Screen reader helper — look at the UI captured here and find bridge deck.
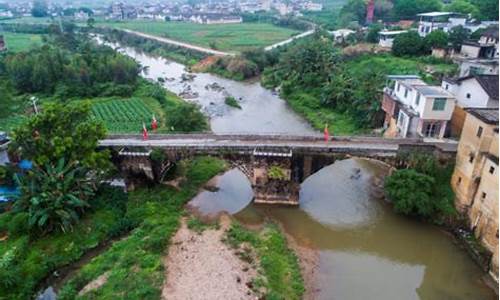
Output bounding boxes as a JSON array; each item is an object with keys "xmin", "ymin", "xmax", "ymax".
[{"xmin": 100, "ymin": 134, "xmax": 457, "ymax": 155}]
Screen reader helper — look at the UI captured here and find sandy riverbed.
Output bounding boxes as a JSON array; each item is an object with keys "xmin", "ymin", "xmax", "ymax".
[{"xmin": 161, "ymin": 216, "xmax": 257, "ymax": 300}]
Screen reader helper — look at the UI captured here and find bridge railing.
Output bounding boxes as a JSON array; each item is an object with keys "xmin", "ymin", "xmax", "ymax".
[{"xmin": 104, "ymin": 133, "xmax": 425, "ymax": 144}]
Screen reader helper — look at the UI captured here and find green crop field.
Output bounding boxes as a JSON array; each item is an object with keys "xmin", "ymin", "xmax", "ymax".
[
  {"xmin": 99, "ymin": 20, "xmax": 300, "ymax": 52},
  {"xmin": 90, "ymin": 97, "xmax": 161, "ymax": 133},
  {"xmin": 2, "ymin": 32, "xmax": 43, "ymax": 52}
]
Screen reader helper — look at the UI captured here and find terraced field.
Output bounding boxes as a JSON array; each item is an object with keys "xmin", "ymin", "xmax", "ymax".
[{"xmin": 91, "ymin": 98, "xmax": 160, "ymax": 133}]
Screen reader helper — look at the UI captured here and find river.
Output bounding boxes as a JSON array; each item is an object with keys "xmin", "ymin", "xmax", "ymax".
[
  {"xmin": 102, "ymin": 39, "xmax": 316, "ymax": 135},
  {"xmin": 189, "ymin": 159, "xmax": 496, "ymax": 300},
  {"xmin": 105, "ymin": 40, "xmax": 495, "ymax": 299}
]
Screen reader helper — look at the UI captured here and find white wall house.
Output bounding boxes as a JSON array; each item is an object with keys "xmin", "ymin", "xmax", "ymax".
[
  {"xmin": 442, "ymin": 74, "xmax": 499, "ymax": 108},
  {"xmin": 417, "ymin": 12, "xmax": 456, "ymax": 37},
  {"xmin": 378, "ymin": 30, "xmax": 407, "ymax": 48},
  {"xmin": 383, "ymin": 75, "xmax": 455, "ymax": 139}
]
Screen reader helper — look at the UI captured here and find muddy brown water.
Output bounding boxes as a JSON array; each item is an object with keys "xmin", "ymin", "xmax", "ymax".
[
  {"xmin": 99, "ymin": 39, "xmax": 495, "ymax": 299},
  {"xmin": 188, "ymin": 158, "xmax": 496, "ymax": 300},
  {"xmin": 98, "ymin": 38, "xmax": 316, "ymax": 135}
]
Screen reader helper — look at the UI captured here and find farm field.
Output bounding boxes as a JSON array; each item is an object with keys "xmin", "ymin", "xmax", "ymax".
[
  {"xmin": 2, "ymin": 32, "xmax": 43, "ymax": 52},
  {"xmin": 90, "ymin": 97, "xmax": 163, "ymax": 133},
  {"xmin": 99, "ymin": 20, "xmax": 300, "ymax": 52}
]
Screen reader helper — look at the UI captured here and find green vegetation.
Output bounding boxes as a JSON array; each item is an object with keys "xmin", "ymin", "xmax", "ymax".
[
  {"xmin": 2, "ymin": 32, "xmax": 44, "ymax": 52},
  {"xmin": 385, "ymin": 153, "xmax": 456, "ymax": 223},
  {"xmin": 99, "ymin": 20, "xmax": 300, "ymax": 52},
  {"xmin": 90, "ymin": 97, "xmax": 159, "ymax": 133},
  {"xmin": 224, "ymin": 96, "xmax": 242, "ymax": 109},
  {"xmin": 186, "ymin": 216, "xmax": 219, "ymax": 234},
  {"xmin": 10, "ymin": 103, "xmax": 111, "ymax": 234},
  {"xmin": 99, "ymin": 27, "xmax": 206, "ymax": 66},
  {"xmin": 0, "ymin": 186, "xmax": 130, "ymax": 299},
  {"xmin": 335, "ymin": 0, "xmax": 497, "ymax": 29},
  {"xmin": 58, "ymin": 157, "xmax": 226, "ymax": 299},
  {"xmin": 262, "ymin": 32, "xmax": 456, "ymax": 133},
  {"xmin": 268, "ymin": 166, "xmax": 288, "ymax": 180},
  {"xmin": 224, "ymin": 222, "xmax": 305, "ymax": 300}
]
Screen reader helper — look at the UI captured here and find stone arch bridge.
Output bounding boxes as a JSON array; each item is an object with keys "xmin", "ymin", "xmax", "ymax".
[{"xmin": 100, "ymin": 134, "xmax": 457, "ymax": 205}]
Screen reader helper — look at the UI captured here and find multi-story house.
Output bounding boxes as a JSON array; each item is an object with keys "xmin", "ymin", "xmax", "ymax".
[
  {"xmin": 417, "ymin": 12, "xmax": 461, "ymax": 37},
  {"xmin": 442, "ymin": 74, "xmax": 498, "ymax": 136},
  {"xmin": 378, "ymin": 30, "xmax": 407, "ymax": 48},
  {"xmin": 417, "ymin": 11, "xmax": 498, "ymax": 38},
  {"xmin": 382, "ymin": 75, "xmax": 456, "ymax": 139},
  {"xmin": 450, "ymin": 108, "xmax": 498, "ymax": 280}
]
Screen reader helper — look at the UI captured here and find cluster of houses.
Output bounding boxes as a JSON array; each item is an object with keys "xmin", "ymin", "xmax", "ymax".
[
  {"xmin": 106, "ymin": 0, "xmax": 321, "ymax": 24},
  {"xmin": 0, "ymin": 0, "xmax": 322, "ymax": 25},
  {"xmin": 380, "ymin": 22, "xmax": 499, "ymax": 280}
]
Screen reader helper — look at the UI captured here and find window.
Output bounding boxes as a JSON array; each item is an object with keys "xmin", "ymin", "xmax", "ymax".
[
  {"xmin": 432, "ymin": 98, "xmax": 446, "ymax": 111},
  {"xmin": 481, "ymin": 192, "xmax": 487, "ymax": 200},
  {"xmin": 396, "ymin": 82, "xmax": 400, "ymax": 92},
  {"xmin": 404, "ymin": 88, "xmax": 408, "ymax": 98},
  {"xmin": 476, "ymin": 126, "xmax": 483, "ymax": 138},
  {"xmin": 489, "ymin": 166, "xmax": 495, "ymax": 174},
  {"xmin": 415, "ymin": 93, "xmax": 420, "ymax": 106},
  {"xmin": 457, "ymin": 177, "xmax": 462, "ymax": 185},
  {"xmin": 466, "ymin": 93, "xmax": 471, "ymax": 99},
  {"xmin": 469, "ymin": 153, "xmax": 475, "ymax": 163},
  {"xmin": 445, "ymin": 84, "xmax": 449, "ymax": 90}
]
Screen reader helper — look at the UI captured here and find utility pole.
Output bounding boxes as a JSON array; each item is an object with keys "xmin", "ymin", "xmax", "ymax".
[{"xmin": 30, "ymin": 96, "xmax": 39, "ymax": 115}]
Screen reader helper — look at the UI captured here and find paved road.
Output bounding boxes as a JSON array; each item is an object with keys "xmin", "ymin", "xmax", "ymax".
[
  {"xmin": 120, "ymin": 29, "xmax": 236, "ymax": 56},
  {"xmin": 264, "ymin": 30, "xmax": 315, "ymax": 51}
]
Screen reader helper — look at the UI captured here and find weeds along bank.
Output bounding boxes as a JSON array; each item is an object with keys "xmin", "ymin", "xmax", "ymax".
[
  {"xmin": 260, "ymin": 31, "xmax": 458, "ymax": 135},
  {"xmin": 0, "ymin": 157, "xmax": 225, "ymax": 299}
]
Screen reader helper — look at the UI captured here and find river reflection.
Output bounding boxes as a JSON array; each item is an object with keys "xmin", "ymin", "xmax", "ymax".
[{"xmin": 189, "ymin": 158, "xmax": 495, "ymax": 300}]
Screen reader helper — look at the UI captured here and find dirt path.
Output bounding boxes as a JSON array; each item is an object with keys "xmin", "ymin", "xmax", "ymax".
[
  {"xmin": 162, "ymin": 216, "xmax": 257, "ymax": 300},
  {"xmin": 118, "ymin": 29, "xmax": 235, "ymax": 57}
]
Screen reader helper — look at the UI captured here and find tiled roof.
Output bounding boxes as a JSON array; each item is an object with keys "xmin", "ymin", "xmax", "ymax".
[
  {"xmin": 475, "ymin": 74, "xmax": 499, "ymax": 100},
  {"xmin": 466, "ymin": 108, "xmax": 499, "ymax": 125}
]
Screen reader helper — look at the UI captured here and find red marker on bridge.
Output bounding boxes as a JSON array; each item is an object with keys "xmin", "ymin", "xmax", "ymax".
[
  {"xmin": 324, "ymin": 124, "xmax": 330, "ymax": 142},
  {"xmin": 142, "ymin": 123, "xmax": 148, "ymax": 140},
  {"xmin": 151, "ymin": 114, "xmax": 158, "ymax": 131}
]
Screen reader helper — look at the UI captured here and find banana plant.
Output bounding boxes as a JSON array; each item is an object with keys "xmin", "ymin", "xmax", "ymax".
[{"xmin": 14, "ymin": 157, "xmax": 97, "ymax": 234}]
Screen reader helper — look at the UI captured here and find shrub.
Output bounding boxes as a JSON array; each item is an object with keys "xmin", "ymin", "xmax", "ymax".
[
  {"xmin": 7, "ymin": 212, "xmax": 29, "ymax": 238},
  {"xmin": 385, "ymin": 169, "xmax": 436, "ymax": 218},
  {"xmin": 392, "ymin": 31, "xmax": 425, "ymax": 56}
]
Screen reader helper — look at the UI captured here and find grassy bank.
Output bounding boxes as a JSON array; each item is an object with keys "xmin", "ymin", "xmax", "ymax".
[
  {"xmin": 285, "ymin": 91, "xmax": 365, "ymax": 135},
  {"xmin": 224, "ymin": 222, "xmax": 305, "ymax": 299},
  {"xmin": 2, "ymin": 32, "xmax": 44, "ymax": 52},
  {"xmin": 57, "ymin": 157, "xmax": 226, "ymax": 299},
  {"xmin": 99, "ymin": 20, "xmax": 299, "ymax": 53},
  {"xmin": 0, "ymin": 187, "xmax": 130, "ymax": 299}
]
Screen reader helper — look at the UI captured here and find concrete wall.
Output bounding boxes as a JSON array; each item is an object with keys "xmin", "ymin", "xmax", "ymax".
[
  {"xmin": 418, "ymin": 96, "xmax": 455, "ymax": 120},
  {"xmin": 444, "ymin": 78, "xmax": 493, "ymax": 108},
  {"xmin": 452, "ymin": 113, "xmax": 498, "ymax": 211}
]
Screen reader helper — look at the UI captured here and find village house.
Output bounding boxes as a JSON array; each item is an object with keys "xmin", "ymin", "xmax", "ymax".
[
  {"xmin": 378, "ymin": 30, "xmax": 407, "ymax": 48},
  {"xmin": 189, "ymin": 13, "xmax": 242, "ymax": 24},
  {"xmin": 382, "ymin": 75, "xmax": 456, "ymax": 139},
  {"xmin": 442, "ymin": 74, "xmax": 498, "ymax": 136},
  {"xmin": 329, "ymin": 29, "xmax": 355, "ymax": 44},
  {"xmin": 417, "ymin": 11, "xmax": 498, "ymax": 38},
  {"xmin": 450, "ymin": 108, "xmax": 498, "ymax": 281},
  {"xmin": 460, "ymin": 26, "xmax": 499, "ymax": 60}
]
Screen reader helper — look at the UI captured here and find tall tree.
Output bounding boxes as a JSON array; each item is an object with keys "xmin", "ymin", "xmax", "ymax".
[
  {"xmin": 10, "ymin": 102, "xmax": 110, "ymax": 169},
  {"xmin": 392, "ymin": 31, "xmax": 425, "ymax": 56},
  {"xmin": 31, "ymin": 0, "xmax": 48, "ymax": 18},
  {"xmin": 393, "ymin": 0, "xmax": 442, "ymax": 19}
]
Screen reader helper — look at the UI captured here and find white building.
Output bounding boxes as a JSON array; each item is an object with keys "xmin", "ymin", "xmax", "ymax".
[
  {"xmin": 442, "ymin": 74, "xmax": 498, "ymax": 108},
  {"xmin": 382, "ymin": 75, "xmax": 456, "ymax": 139},
  {"xmin": 378, "ymin": 30, "xmax": 407, "ymax": 48},
  {"xmin": 417, "ymin": 12, "xmax": 458, "ymax": 37},
  {"xmin": 189, "ymin": 14, "xmax": 242, "ymax": 24},
  {"xmin": 329, "ymin": 29, "xmax": 355, "ymax": 44},
  {"xmin": 302, "ymin": 2, "xmax": 323, "ymax": 11}
]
